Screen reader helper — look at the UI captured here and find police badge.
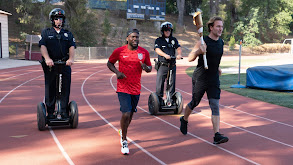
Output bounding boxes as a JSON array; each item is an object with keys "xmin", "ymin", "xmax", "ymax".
[
  {"xmin": 138, "ymin": 53, "xmax": 143, "ymax": 60},
  {"xmin": 171, "ymin": 40, "xmax": 175, "ymax": 45}
]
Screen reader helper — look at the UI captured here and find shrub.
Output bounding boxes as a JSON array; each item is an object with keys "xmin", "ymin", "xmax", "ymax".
[
  {"xmin": 228, "ymin": 36, "xmax": 236, "ymax": 50},
  {"xmin": 250, "ymin": 43, "xmax": 290, "ymax": 54}
]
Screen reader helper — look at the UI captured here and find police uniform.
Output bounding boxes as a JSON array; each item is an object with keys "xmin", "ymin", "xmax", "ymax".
[
  {"xmin": 154, "ymin": 36, "xmax": 181, "ymax": 99},
  {"xmin": 39, "ymin": 27, "xmax": 76, "ymax": 115}
]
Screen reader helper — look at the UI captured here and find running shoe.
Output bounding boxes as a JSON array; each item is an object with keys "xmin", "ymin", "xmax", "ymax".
[
  {"xmin": 213, "ymin": 132, "xmax": 229, "ymax": 144},
  {"xmin": 118, "ymin": 129, "xmax": 123, "ymax": 146},
  {"xmin": 121, "ymin": 140, "xmax": 129, "ymax": 155},
  {"xmin": 180, "ymin": 116, "xmax": 188, "ymax": 135}
]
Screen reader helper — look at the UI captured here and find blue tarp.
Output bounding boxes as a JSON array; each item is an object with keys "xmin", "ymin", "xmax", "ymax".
[{"xmin": 246, "ymin": 64, "xmax": 293, "ymax": 91}]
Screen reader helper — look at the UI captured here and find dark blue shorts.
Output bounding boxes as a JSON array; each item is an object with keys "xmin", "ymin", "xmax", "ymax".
[{"xmin": 117, "ymin": 92, "xmax": 140, "ymax": 113}]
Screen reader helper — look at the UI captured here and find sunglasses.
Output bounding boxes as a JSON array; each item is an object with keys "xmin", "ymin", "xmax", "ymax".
[{"xmin": 54, "ymin": 17, "xmax": 63, "ymax": 21}]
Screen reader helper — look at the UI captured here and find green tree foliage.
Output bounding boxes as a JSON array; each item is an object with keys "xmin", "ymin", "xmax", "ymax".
[
  {"xmin": 64, "ymin": 0, "xmax": 98, "ymax": 46},
  {"xmin": 233, "ymin": 8, "xmax": 262, "ymax": 46},
  {"xmin": 228, "ymin": 35, "xmax": 236, "ymax": 50},
  {"xmin": 234, "ymin": 0, "xmax": 293, "ymax": 44}
]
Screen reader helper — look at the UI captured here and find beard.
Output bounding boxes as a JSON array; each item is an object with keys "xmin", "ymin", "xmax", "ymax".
[{"xmin": 129, "ymin": 41, "xmax": 139, "ymax": 49}]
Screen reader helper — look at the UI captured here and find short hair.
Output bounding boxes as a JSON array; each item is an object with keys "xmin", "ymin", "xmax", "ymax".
[
  {"xmin": 207, "ymin": 16, "xmax": 223, "ymax": 32},
  {"xmin": 127, "ymin": 28, "xmax": 139, "ymax": 37}
]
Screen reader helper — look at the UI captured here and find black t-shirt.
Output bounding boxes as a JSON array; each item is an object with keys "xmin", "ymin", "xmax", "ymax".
[
  {"xmin": 39, "ymin": 27, "xmax": 76, "ymax": 60},
  {"xmin": 154, "ymin": 36, "xmax": 180, "ymax": 64},
  {"xmin": 197, "ymin": 36, "xmax": 224, "ymax": 84}
]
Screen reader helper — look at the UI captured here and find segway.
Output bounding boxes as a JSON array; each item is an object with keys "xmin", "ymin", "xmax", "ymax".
[
  {"xmin": 37, "ymin": 60, "xmax": 78, "ymax": 131},
  {"xmin": 148, "ymin": 57, "xmax": 183, "ymax": 115}
]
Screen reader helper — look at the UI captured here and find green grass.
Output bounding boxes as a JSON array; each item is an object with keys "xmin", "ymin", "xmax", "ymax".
[{"xmin": 186, "ymin": 66, "xmax": 293, "ymax": 109}]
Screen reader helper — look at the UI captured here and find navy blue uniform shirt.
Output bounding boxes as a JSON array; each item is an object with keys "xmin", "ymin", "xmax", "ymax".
[
  {"xmin": 154, "ymin": 36, "xmax": 180, "ymax": 64},
  {"xmin": 39, "ymin": 27, "xmax": 76, "ymax": 60}
]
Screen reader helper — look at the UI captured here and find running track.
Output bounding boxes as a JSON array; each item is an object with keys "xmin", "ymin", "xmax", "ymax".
[{"xmin": 1, "ymin": 61, "xmax": 293, "ymax": 165}]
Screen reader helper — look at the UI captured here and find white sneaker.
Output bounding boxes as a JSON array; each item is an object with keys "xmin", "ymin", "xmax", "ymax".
[
  {"xmin": 121, "ymin": 140, "xmax": 129, "ymax": 155},
  {"xmin": 118, "ymin": 129, "xmax": 123, "ymax": 146}
]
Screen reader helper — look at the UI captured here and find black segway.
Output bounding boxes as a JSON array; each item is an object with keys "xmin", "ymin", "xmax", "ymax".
[
  {"xmin": 37, "ymin": 60, "xmax": 78, "ymax": 131},
  {"xmin": 148, "ymin": 57, "xmax": 183, "ymax": 115}
]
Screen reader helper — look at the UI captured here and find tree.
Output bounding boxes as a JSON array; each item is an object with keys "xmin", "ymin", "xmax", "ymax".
[
  {"xmin": 176, "ymin": 0, "xmax": 185, "ymax": 26},
  {"xmin": 63, "ymin": 0, "xmax": 99, "ymax": 46},
  {"xmin": 209, "ymin": 0, "xmax": 219, "ymax": 16}
]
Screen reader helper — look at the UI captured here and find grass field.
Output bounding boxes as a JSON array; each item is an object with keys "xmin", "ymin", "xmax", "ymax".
[{"xmin": 186, "ymin": 66, "xmax": 293, "ymax": 109}]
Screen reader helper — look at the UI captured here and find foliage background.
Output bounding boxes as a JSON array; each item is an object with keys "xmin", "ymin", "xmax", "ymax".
[{"xmin": 1, "ymin": 0, "xmax": 293, "ymax": 47}]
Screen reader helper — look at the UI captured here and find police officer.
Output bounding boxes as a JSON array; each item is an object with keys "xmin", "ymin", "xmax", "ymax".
[
  {"xmin": 154, "ymin": 22, "xmax": 182, "ymax": 104},
  {"xmin": 39, "ymin": 8, "xmax": 76, "ymax": 119}
]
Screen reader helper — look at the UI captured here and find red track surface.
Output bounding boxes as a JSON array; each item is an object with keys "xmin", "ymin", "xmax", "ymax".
[{"xmin": 1, "ymin": 62, "xmax": 293, "ymax": 165}]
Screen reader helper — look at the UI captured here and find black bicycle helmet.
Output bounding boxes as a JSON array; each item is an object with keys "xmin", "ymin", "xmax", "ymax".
[{"xmin": 49, "ymin": 8, "xmax": 65, "ymax": 28}]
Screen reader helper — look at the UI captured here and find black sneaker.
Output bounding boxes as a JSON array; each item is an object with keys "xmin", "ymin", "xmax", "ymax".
[
  {"xmin": 180, "ymin": 116, "xmax": 188, "ymax": 135},
  {"xmin": 213, "ymin": 132, "xmax": 229, "ymax": 144},
  {"xmin": 47, "ymin": 113, "xmax": 55, "ymax": 119}
]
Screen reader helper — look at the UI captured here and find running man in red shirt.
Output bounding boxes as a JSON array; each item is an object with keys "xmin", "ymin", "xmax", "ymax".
[{"xmin": 107, "ymin": 29, "xmax": 152, "ymax": 155}]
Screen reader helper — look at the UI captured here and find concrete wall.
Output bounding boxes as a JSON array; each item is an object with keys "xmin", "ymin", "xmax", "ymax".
[{"xmin": 0, "ymin": 13, "xmax": 9, "ymax": 58}]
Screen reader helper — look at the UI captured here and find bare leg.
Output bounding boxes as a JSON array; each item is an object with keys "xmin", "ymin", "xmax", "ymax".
[
  {"xmin": 120, "ymin": 112, "xmax": 133, "ymax": 141},
  {"xmin": 183, "ymin": 104, "xmax": 192, "ymax": 121},
  {"xmin": 211, "ymin": 115, "xmax": 220, "ymax": 133}
]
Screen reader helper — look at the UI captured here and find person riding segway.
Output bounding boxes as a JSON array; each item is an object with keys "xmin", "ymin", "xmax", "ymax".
[
  {"xmin": 148, "ymin": 22, "xmax": 183, "ymax": 115},
  {"xmin": 37, "ymin": 8, "xmax": 78, "ymax": 130}
]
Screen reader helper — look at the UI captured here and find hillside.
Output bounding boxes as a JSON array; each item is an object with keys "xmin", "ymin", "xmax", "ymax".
[{"xmin": 8, "ymin": 9, "xmax": 251, "ymax": 59}]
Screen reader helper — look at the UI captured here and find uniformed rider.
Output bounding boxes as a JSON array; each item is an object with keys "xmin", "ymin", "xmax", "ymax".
[
  {"xmin": 154, "ymin": 22, "xmax": 182, "ymax": 104},
  {"xmin": 39, "ymin": 8, "xmax": 76, "ymax": 119}
]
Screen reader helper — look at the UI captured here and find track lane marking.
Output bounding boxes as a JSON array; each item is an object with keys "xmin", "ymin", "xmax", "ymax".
[
  {"xmin": 0, "ymin": 65, "xmax": 101, "ymax": 165},
  {"xmin": 140, "ymin": 84, "xmax": 259, "ymax": 164},
  {"xmin": 174, "ymin": 88, "xmax": 293, "ymax": 148},
  {"xmin": 176, "ymin": 88, "xmax": 293, "ymax": 128},
  {"xmin": 81, "ymin": 71, "xmax": 166, "ymax": 165}
]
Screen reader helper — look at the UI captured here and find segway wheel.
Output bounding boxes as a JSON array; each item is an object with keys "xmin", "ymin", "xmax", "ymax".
[
  {"xmin": 69, "ymin": 101, "xmax": 78, "ymax": 128},
  {"xmin": 173, "ymin": 92, "xmax": 183, "ymax": 114},
  {"xmin": 148, "ymin": 92, "xmax": 160, "ymax": 115},
  {"xmin": 37, "ymin": 102, "xmax": 46, "ymax": 131}
]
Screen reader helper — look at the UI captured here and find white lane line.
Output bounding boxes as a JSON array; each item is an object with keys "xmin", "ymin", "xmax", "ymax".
[
  {"xmin": 175, "ymin": 88, "xmax": 293, "ymax": 148},
  {"xmin": 176, "ymin": 88, "xmax": 293, "ymax": 128},
  {"xmin": 0, "ymin": 70, "xmax": 41, "ymax": 81},
  {"xmin": 81, "ymin": 71, "xmax": 166, "ymax": 165},
  {"xmin": 139, "ymin": 85, "xmax": 259, "ymax": 164},
  {"xmin": 0, "ymin": 66, "xmax": 102, "ymax": 165},
  {"xmin": 0, "ymin": 75, "xmax": 42, "ymax": 103},
  {"xmin": 49, "ymin": 127, "xmax": 75, "ymax": 165},
  {"xmin": 0, "ymin": 68, "xmax": 29, "ymax": 75}
]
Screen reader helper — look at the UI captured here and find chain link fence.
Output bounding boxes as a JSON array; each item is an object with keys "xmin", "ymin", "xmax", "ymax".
[
  {"xmin": 9, "ymin": 44, "xmax": 158, "ymax": 60},
  {"xmin": 75, "ymin": 47, "xmax": 117, "ymax": 60}
]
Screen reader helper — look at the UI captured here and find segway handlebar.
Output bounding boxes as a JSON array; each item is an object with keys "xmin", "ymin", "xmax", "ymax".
[{"xmin": 54, "ymin": 60, "xmax": 66, "ymax": 65}]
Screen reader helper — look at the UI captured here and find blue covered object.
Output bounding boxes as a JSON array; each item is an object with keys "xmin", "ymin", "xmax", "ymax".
[{"xmin": 246, "ymin": 64, "xmax": 293, "ymax": 91}]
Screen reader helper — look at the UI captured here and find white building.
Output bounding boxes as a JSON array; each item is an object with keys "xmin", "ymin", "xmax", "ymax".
[{"xmin": 0, "ymin": 10, "xmax": 12, "ymax": 58}]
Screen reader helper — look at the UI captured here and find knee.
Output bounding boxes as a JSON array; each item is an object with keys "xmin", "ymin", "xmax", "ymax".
[{"xmin": 209, "ymin": 99, "xmax": 219, "ymax": 116}]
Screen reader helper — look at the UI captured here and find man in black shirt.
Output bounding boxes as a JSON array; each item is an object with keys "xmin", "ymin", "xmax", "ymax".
[
  {"xmin": 154, "ymin": 22, "xmax": 182, "ymax": 104},
  {"xmin": 179, "ymin": 16, "xmax": 229, "ymax": 144},
  {"xmin": 39, "ymin": 8, "xmax": 76, "ymax": 119}
]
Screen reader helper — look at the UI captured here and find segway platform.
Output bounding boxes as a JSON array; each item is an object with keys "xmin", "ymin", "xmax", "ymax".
[
  {"xmin": 148, "ymin": 91, "xmax": 183, "ymax": 115},
  {"xmin": 37, "ymin": 60, "xmax": 78, "ymax": 131}
]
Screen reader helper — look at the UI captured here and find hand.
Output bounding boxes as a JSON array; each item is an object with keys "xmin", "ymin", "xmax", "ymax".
[
  {"xmin": 164, "ymin": 54, "xmax": 171, "ymax": 60},
  {"xmin": 140, "ymin": 61, "xmax": 147, "ymax": 70},
  {"xmin": 66, "ymin": 58, "xmax": 74, "ymax": 66},
  {"xmin": 176, "ymin": 54, "xmax": 182, "ymax": 60},
  {"xmin": 45, "ymin": 58, "xmax": 54, "ymax": 67},
  {"xmin": 197, "ymin": 44, "xmax": 207, "ymax": 55},
  {"xmin": 116, "ymin": 71, "xmax": 126, "ymax": 79}
]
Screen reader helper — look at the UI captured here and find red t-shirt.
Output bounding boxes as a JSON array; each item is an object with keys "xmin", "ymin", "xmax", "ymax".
[{"xmin": 109, "ymin": 45, "xmax": 151, "ymax": 95}]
